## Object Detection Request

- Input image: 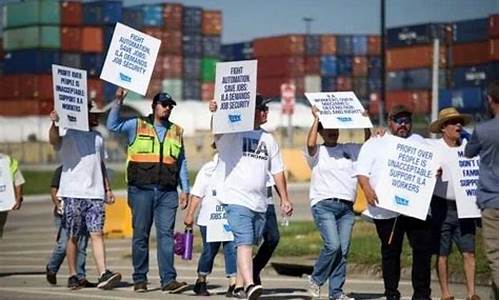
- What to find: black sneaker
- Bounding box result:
[161,280,188,294]
[193,279,210,296]
[97,270,121,290]
[45,265,57,285]
[245,284,263,300]
[67,275,81,290]
[134,281,147,293]
[226,284,236,297]
[78,278,97,288]
[232,286,246,299]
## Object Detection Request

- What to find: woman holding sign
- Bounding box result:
[305,106,370,300]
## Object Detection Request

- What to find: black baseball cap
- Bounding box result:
[255,94,271,109]
[153,92,177,106]
[388,105,412,119]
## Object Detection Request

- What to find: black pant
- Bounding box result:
[374,216,433,300]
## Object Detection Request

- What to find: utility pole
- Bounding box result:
[379,0,386,126]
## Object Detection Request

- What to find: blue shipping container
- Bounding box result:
[83,1,122,25]
[451,63,499,88]
[220,42,253,61]
[183,35,203,58]
[61,53,82,69]
[183,57,201,80]
[3,50,60,74]
[321,76,336,92]
[203,36,221,58]
[405,68,447,90]
[142,4,163,27]
[183,7,202,35]
[320,56,337,76]
[103,26,115,49]
[182,79,201,100]
[337,56,352,76]
[82,53,104,76]
[386,71,406,90]
[368,78,382,92]
[122,7,143,29]
[336,35,352,55]
[351,36,368,56]
[305,35,321,56]
[453,18,489,43]
[439,87,486,112]
[387,23,448,48]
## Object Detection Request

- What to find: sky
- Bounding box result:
[122,0,499,43]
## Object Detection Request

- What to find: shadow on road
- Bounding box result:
[0,271,45,278]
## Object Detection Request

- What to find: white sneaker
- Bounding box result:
[307,275,321,298]
[334,292,355,300]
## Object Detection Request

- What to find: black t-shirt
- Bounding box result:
[51,166,63,189]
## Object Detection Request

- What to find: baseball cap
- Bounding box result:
[153,92,177,106]
[388,105,412,119]
[255,94,271,109]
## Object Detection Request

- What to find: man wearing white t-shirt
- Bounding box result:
[428,108,479,300]
[208,95,293,300]
[48,103,121,290]
[355,105,434,300]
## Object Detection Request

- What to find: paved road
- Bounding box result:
[0,187,491,300]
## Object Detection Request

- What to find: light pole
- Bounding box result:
[379,0,386,126]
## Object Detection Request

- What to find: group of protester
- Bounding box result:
[0,80,497,300]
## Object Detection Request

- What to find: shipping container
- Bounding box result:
[368,56,382,79]
[203,36,221,58]
[103,25,114,49]
[61,26,81,51]
[88,79,104,105]
[183,34,203,57]
[451,63,499,88]
[142,4,164,27]
[337,56,353,76]
[81,53,104,76]
[368,77,382,92]
[162,79,183,101]
[352,56,368,76]
[386,71,406,90]
[452,18,490,43]
[161,31,182,55]
[305,35,321,56]
[142,27,162,40]
[122,7,143,29]
[202,10,222,36]
[321,76,336,92]
[201,57,218,82]
[201,82,215,101]
[450,40,497,67]
[0,75,22,99]
[305,56,321,74]
[439,87,486,112]
[163,3,183,32]
[368,94,382,115]
[4,26,60,50]
[145,78,163,99]
[61,53,81,69]
[83,1,122,25]
[386,45,447,70]
[3,50,60,74]
[254,35,304,57]
[220,42,253,61]
[305,75,321,93]
[336,35,352,55]
[352,35,368,56]
[81,27,103,53]
[22,74,53,99]
[320,55,337,76]
[367,36,381,55]
[161,55,183,79]
[103,81,117,102]
[257,77,304,98]
[183,79,201,100]
[320,35,336,55]
[183,57,201,80]
[387,23,449,48]
[336,76,352,91]
[151,55,164,79]
[489,15,499,38]
[257,56,304,78]
[183,6,202,35]
[0,98,53,116]
[4,0,60,28]
[352,77,368,99]
[61,1,82,26]
[385,90,431,114]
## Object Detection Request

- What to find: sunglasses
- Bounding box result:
[159,102,174,109]
[391,116,412,125]
[443,119,463,127]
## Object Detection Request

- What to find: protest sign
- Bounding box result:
[374,135,439,220]
[212,60,257,134]
[448,147,481,218]
[0,157,15,212]
[305,91,373,129]
[100,23,161,95]
[206,200,234,242]
[52,64,88,132]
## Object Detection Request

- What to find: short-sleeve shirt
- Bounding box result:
[215,129,284,213]
[191,157,219,226]
[306,143,361,207]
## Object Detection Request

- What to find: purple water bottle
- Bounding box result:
[182,227,193,260]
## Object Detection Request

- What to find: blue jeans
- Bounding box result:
[253,205,280,283]
[197,225,237,277]
[128,185,178,286]
[224,204,266,246]
[311,199,355,299]
[47,214,89,280]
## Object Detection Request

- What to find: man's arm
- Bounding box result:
[12,183,23,210]
[178,150,189,210]
[464,129,481,158]
[184,195,201,227]
[272,171,293,216]
[106,88,137,144]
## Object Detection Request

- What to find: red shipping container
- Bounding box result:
[305,56,320,74]
[163,3,183,32]
[385,90,431,114]
[22,75,53,99]
[87,79,104,107]
[386,45,447,71]
[81,27,103,53]
[151,55,164,79]
[146,79,163,99]
[352,56,368,76]
[367,93,381,115]
[202,10,222,36]
[490,15,499,38]
[61,26,82,51]
[0,98,53,116]
[336,76,352,91]
[201,82,215,101]
[254,35,304,57]
[257,77,304,97]
[450,40,497,67]
[257,56,304,78]
[61,1,83,26]
[143,27,163,40]
[161,55,183,79]
[367,36,381,55]
[0,75,22,99]
[161,31,182,55]
[320,35,337,55]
